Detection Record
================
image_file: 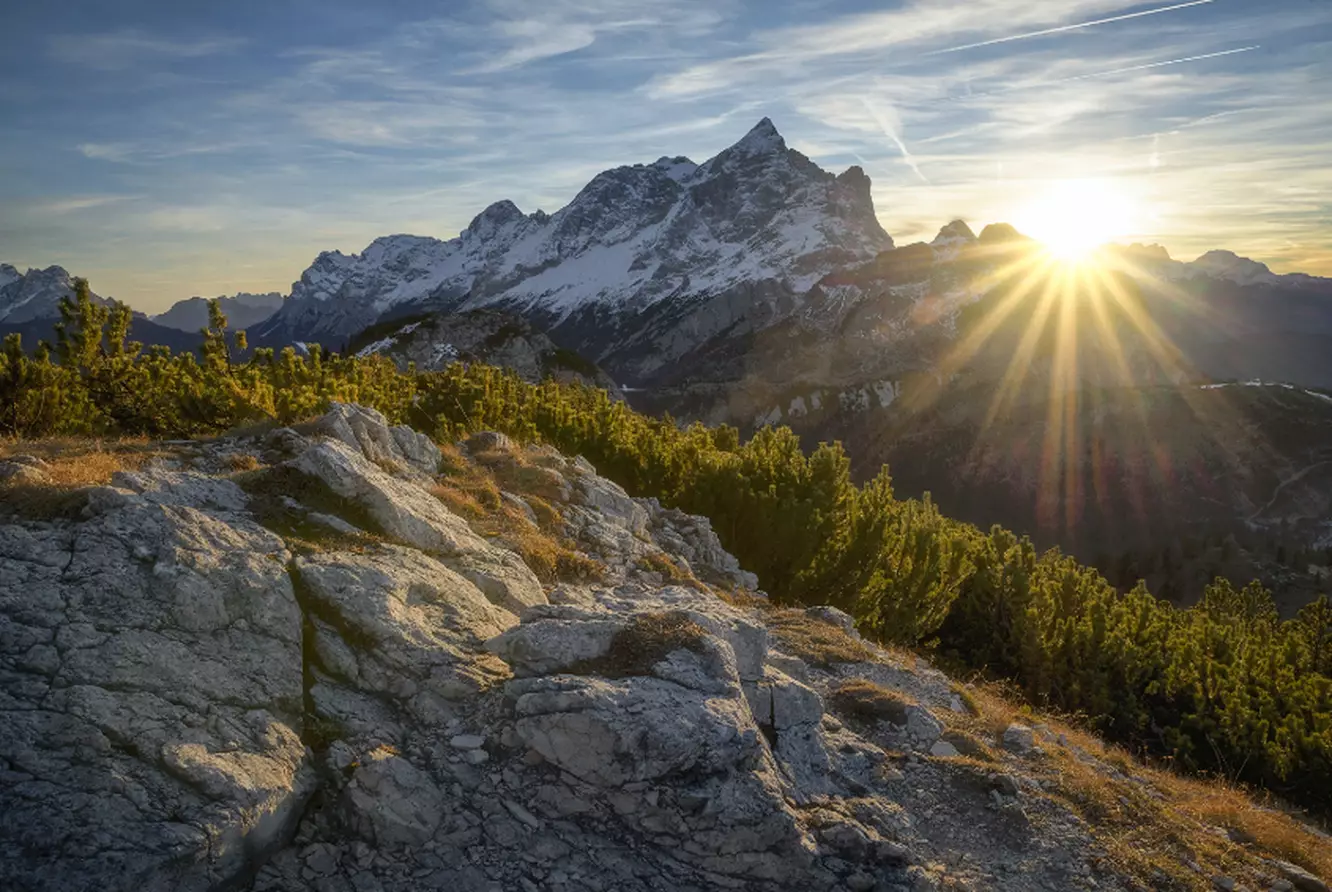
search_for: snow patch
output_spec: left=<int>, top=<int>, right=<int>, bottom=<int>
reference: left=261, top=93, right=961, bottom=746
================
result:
left=355, top=336, right=398, bottom=358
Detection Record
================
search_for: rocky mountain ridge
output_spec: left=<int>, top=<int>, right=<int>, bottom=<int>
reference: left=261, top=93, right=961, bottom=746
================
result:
left=250, top=118, right=893, bottom=372
left=0, top=264, right=111, bottom=325
left=2, top=405, right=1329, bottom=892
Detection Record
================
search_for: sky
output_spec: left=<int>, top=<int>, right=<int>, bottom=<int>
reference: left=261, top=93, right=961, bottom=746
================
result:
left=2, top=0, right=1330, bottom=313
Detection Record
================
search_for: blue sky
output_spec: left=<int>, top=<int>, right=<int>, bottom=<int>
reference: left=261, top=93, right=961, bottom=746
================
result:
left=2, top=0, right=1330, bottom=311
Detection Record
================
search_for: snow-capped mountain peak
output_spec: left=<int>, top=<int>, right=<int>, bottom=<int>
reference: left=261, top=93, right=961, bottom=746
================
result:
left=0, top=265, right=106, bottom=325
left=253, top=118, right=894, bottom=362
left=728, top=116, right=786, bottom=156
left=1189, top=249, right=1275, bottom=285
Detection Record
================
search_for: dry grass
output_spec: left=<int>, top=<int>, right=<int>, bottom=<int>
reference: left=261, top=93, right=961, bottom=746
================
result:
left=938, top=680, right=1332, bottom=890
left=0, top=438, right=161, bottom=520
left=432, top=445, right=602, bottom=585
left=940, top=729, right=998, bottom=761
left=569, top=612, right=709, bottom=678
left=635, top=551, right=709, bottom=591
left=469, top=446, right=569, bottom=503
left=1153, top=772, right=1332, bottom=881
left=765, top=608, right=877, bottom=667
left=225, top=453, right=262, bottom=473
left=829, top=678, right=916, bottom=725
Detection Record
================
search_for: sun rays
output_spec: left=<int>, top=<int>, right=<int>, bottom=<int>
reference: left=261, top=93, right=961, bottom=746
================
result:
left=920, top=237, right=1251, bottom=538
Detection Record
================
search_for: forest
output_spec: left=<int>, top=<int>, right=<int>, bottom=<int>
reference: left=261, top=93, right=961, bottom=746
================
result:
left=3, top=281, right=1330, bottom=817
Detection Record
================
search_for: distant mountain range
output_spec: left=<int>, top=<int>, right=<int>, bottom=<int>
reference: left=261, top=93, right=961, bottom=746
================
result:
left=149, top=291, right=283, bottom=332
left=8, top=118, right=1332, bottom=610
left=0, top=267, right=285, bottom=354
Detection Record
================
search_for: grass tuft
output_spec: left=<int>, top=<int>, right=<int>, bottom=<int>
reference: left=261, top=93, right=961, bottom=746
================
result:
left=766, top=608, right=876, bottom=667
left=0, top=439, right=159, bottom=521
left=569, top=611, right=709, bottom=679
left=829, top=678, right=916, bottom=725
left=432, top=444, right=603, bottom=585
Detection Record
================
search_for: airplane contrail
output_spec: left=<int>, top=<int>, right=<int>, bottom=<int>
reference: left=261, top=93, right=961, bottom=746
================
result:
left=924, top=0, right=1216, bottom=57
left=934, top=44, right=1261, bottom=105
left=1057, top=44, right=1260, bottom=83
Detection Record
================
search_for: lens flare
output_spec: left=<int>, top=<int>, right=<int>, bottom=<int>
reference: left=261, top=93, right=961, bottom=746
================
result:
left=1015, top=179, right=1137, bottom=261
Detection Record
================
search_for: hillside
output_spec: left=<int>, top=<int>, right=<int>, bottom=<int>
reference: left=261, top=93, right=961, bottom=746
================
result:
left=2, top=403, right=1329, bottom=892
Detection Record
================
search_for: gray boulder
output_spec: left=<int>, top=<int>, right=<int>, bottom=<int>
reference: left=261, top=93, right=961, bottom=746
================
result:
left=341, top=748, right=445, bottom=848
left=311, top=402, right=441, bottom=475
left=509, top=675, right=762, bottom=787
left=296, top=546, right=518, bottom=721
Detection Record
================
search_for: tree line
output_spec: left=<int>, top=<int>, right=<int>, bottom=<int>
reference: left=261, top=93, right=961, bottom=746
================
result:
left=3, top=283, right=1330, bottom=814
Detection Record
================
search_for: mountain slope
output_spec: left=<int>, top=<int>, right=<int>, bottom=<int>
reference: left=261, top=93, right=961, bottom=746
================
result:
left=3, top=404, right=1327, bottom=892
left=347, top=309, right=623, bottom=396
left=0, top=265, right=206, bottom=354
left=0, top=264, right=112, bottom=325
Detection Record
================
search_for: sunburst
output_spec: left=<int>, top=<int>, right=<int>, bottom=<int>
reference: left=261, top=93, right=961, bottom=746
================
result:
left=1015, top=178, right=1138, bottom=263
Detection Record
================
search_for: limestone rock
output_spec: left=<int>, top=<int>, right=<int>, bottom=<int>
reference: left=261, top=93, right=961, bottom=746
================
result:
left=0, top=472, right=314, bottom=892
left=296, top=546, right=517, bottom=718
left=290, top=438, right=544, bottom=614
left=0, top=456, right=49, bottom=484
left=645, top=499, right=759, bottom=590
left=1002, top=723, right=1036, bottom=755
left=291, top=438, right=483, bottom=555
left=312, top=402, right=441, bottom=475
left=1274, top=861, right=1329, bottom=892
left=341, top=748, right=445, bottom=848
left=485, top=606, right=624, bottom=677
left=509, top=675, right=762, bottom=787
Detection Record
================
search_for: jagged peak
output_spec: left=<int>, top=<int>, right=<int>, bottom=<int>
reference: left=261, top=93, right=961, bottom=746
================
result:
left=728, top=117, right=787, bottom=156
left=1190, top=249, right=1274, bottom=282
left=466, top=200, right=526, bottom=236
left=977, top=222, right=1027, bottom=245
left=932, top=220, right=977, bottom=245
left=835, top=165, right=870, bottom=188
left=1192, top=248, right=1268, bottom=269
left=1116, top=242, right=1174, bottom=263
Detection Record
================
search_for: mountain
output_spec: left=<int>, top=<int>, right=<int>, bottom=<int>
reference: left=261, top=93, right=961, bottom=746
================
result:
left=252, top=117, right=893, bottom=376
left=16, top=120, right=1332, bottom=610
left=151, top=291, right=283, bottom=332
left=348, top=309, right=623, bottom=397
left=0, top=264, right=204, bottom=354
left=0, top=264, right=111, bottom=325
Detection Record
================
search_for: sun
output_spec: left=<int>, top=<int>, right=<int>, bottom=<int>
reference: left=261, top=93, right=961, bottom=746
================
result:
left=1015, top=178, right=1137, bottom=262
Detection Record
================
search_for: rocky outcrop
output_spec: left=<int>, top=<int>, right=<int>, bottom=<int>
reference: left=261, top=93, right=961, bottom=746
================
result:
left=0, top=468, right=314, bottom=892
left=3, top=404, right=1325, bottom=892
left=353, top=309, right=626, bottom=398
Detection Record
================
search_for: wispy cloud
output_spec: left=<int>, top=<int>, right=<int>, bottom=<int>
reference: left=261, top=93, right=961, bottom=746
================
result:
left=50, top=28, right=245, bottom=71
left=32, top=195, right=139, bottom=215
